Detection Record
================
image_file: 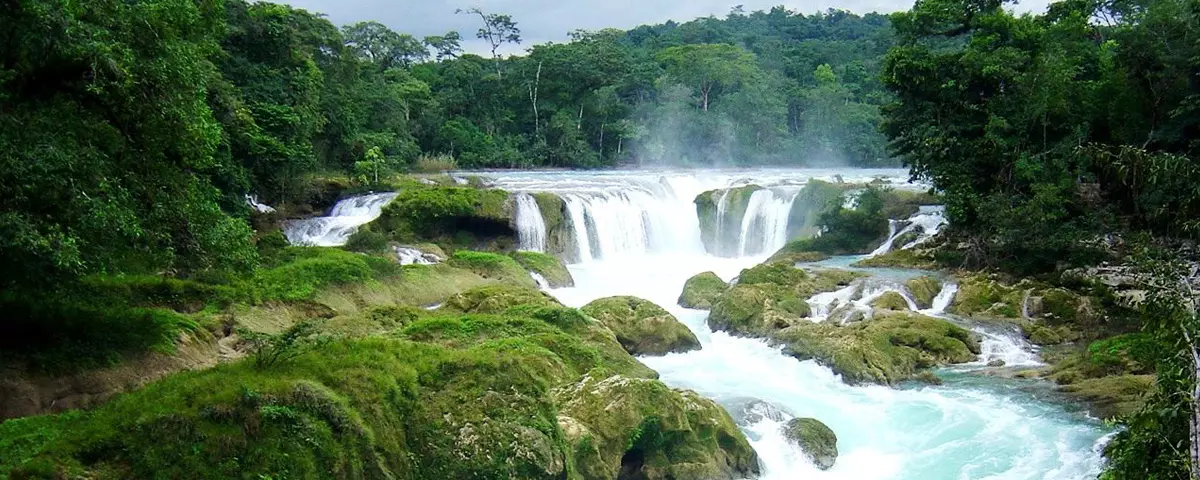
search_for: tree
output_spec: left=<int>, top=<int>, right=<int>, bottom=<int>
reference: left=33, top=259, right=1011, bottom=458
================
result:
left=458, top=8, right=521, bottom=78
left=424, top=31, right=464, bottom=60
left=343, top=21, right=429, bottom=69
left=657, top=44, right=760, bottom=112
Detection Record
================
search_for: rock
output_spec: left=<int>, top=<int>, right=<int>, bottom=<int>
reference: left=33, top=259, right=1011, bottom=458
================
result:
left=948, top=276, right=1024, bottom=318
left=447, top=250, right=536, bottom=287
left=851, top=248, right=938, bottom=269
left=510, top=251, right=575, bottom=288
left=775, top=311, right=980, bottom=385
left=1058, top=374, right=1154, bottom=419
left=695, top=185, right=764, bottom=256
left=870, top=291, right=911, bottom=311
left=443, top=284, right=561, bottom=314
left=678, top=272, right=728, bottom=309
left=555, top=373, right=761, bottom=480
left=709, top=265, right=863, bottom=336
left=904, top=276, right=942, bottom=309
left=987, top=359, right=1007, bottom=367
left=733, top=399, right=790, bottom=425
left=581, top=296, right=700, bottom=356
left=781, top=417, right=838, bottom=470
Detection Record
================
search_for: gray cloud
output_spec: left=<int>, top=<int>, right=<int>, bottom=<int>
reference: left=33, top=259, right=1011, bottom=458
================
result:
left=282, top=0, right=1051, bottom=55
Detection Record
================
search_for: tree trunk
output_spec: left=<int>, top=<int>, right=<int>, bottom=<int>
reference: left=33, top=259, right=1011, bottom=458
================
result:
left=530, top=61, right=542, bottom=137
left=598, top=123, right=605, bottom=157
left=700, top=83, right=711, bottom=112
left=578, top=105, right=584, bottom=130
left=617, top=136, right=623, bottom=157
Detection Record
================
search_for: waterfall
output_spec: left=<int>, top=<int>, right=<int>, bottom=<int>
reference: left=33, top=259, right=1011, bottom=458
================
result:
left=283, top=192, right=397, bottom=247
left=870, top=205, right=948, bottom=257
left=736, top=190, right=800, bottom=257
left=923, top=282, right=1044, bottom=367
left=514, top=193, right=548, bottom=252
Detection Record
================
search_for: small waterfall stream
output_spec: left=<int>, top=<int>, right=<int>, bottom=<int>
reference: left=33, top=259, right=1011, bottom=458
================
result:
left=283, top=192, right=397, bottom=246
left=514, top=193, right=548, bottom=252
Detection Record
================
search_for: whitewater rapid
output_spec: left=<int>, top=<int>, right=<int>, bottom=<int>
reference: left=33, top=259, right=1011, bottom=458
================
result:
left=492, top=169, right=1111, bottom=480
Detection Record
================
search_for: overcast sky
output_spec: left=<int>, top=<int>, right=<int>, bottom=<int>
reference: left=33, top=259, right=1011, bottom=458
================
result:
left=281, top=0, right=1051, bottom=55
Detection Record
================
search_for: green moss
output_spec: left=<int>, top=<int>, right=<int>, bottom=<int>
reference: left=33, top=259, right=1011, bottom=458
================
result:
left=904, top=276, right=942, bottom=310
left=447, top=251, right=536, bottom=287
left=739, top=262, right=810, bottom=286
left=1058, top=374, right=1154, bottom=419
left=766, top=245, right=833, bottom=265
left=870, top=291, right=911, bottom=311
left=709, top=266, right=861, bottom=337
left=782, top=418, right=838, bottom=470
left=877, top=189, right=940, bottom=219
left=253, top=248, right=387, bottom=302
left=786, top=180, right=846, bottom=240
left=775, top=312, right=980, bottom=385
left=947, top=276, right=1023, bottom=318
left=373, top=187, right=516, bottom=250
left=678, top=272, right=728, bottom=309
left=442, top=284, right=560, bottom=314
left=510, top=251, right=575, bottom=288
left=554, top=373, right=760, bottom=480
left=530, top=194, right=576, bottom=260
left=851, top=249, right=938, bottom=269
left=580, top=297, right=700, bottom=356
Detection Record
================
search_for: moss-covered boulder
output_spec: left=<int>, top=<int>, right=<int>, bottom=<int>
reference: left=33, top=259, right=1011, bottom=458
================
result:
left=555, top=373, right=761, bottom=480
left=510, top=251, right=575, bottom=288
left=708, top=265, right=862, bottom=337
left=678, top=272, right=728, bottom=309
left=851, top=248, right=938, bottom=269
left=442, top=284, right=560, bottom=313
left=530, top=193, right=577, bottom=261
left=774, top=312, right=981, bottom=385
left=695, top=185, right=763, bottom=257
left=782, top=417, right=838, bottom=470
left=1058, top=374, right=1153, bottom=419
left=447, top=251, right=536, bottom=287
left=374, top=187, right=518, bottom=250
left=870, top=291, right=911, bottom=311
left=948, top=276, right=1024, bottom=318
left=581, top=297, right=700, bottom=356
left=904, top=276, right=942, bottom=310
left=785, top=180, right=846, bottom=241
left=766, top=247, right=832, bottom=265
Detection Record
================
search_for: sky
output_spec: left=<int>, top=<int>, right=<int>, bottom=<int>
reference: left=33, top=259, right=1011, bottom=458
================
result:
left=281, top=0, right=1052, bottom=55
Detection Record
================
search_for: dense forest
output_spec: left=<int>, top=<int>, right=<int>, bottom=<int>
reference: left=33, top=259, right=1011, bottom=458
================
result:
left=880, top=0, right=1200, bottom=476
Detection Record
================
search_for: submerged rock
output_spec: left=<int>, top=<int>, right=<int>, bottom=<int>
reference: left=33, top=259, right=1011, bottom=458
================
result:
left=581, top=296, right=700, bottom=356
left=555, top=373, right=761, bottom=480
left=782, top=417, right=838, bottom=470
left=678, top=271, right=728, bottom=309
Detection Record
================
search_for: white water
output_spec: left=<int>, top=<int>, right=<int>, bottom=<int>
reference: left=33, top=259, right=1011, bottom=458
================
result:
left=283, top=192, right=397, bottom=247
left=872, top=206, right=949, bottom=256
left=514, top=193, right=548, bottom=252
left=737, top=189, right=801, bottom=256
left=394, top=246, right=440, bottom=266
left=488, top=170, right=1110, bottom=479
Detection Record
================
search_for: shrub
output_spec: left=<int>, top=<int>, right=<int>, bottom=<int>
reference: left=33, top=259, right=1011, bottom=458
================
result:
left=344, top=228, right=390, bottom=254
left=253, top=248, right=377, bottom=302
left=413, top=154, right=459, bottom=173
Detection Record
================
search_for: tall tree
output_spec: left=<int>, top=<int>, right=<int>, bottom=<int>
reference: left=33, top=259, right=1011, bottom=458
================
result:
left=458, top=8, right=521, bottom=78
left=657, top=44, right=760, bottom=112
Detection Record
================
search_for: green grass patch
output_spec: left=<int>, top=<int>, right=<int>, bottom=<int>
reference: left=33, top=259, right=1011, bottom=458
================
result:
left=447, top=251, right=535, bottom=287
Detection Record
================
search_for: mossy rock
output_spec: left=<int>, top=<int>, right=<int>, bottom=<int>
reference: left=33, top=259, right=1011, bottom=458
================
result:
left=442, top=284, right=560, bottom=314
left=774, top=312, right=981, bottom=385
left=948, top=276, right=1023, bottom=318
left=904, top=276, right=942, bottom=309
left=785, top=179, right=846, bottom=240
left=851, top=248, right=938, bottom=269
left=581, top=297, right=700, bottom=356
left=530, top=193, right=576, bottom=261
left=782, top=417, right=838, bottom=470
left=766, top=249, right=832, bottom=265
left=870, top=291, right=911, bottom=311
left=677, top=272, right=727, bottom=309
left=447, top=251, right=536, bottom=287
left=510, top=251, right=575, bottom=288
left=1022, top=321, right=1079, bottom=346
left=554, top=373, right=761, bottom=480
left=708, top=265, right=860, bottom=337
left=374, top=187, right=517, bottom=250
left=1058, top=374, right=1153, bottom=419
left=411, top=243, right=447, bottom=260
left=738, top=262, right=810, bottom=286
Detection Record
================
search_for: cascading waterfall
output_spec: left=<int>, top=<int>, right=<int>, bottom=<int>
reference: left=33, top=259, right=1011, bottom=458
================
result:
left=514, top=193, right=548, bottom=252
left=923, top=282, right=1045, bottom=367
left=736, top=189, right=800, bottom=257
left=485, top=169, right=1106, bottom=479
left=283, top=192, right=397, bottom=247
left=871, top=206, right=949, bottom=256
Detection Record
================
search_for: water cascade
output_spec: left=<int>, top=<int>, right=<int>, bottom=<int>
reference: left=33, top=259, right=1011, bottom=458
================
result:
left=871, top=206, right=948, bottom=256
left=283, top=192, right=398, bottom=247
left=486, top=169, right=1109, bottom=479
left=736, top=189, right=801, bottom=256
left=514, top=193, right=548, bottom=252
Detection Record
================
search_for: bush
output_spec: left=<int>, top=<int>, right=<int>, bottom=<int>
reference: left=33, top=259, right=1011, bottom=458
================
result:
left=344, top=228, right=390, bottom=254
left=253, top=248, right=380, bottom=302
left=413, top=154, right=458, bottom=173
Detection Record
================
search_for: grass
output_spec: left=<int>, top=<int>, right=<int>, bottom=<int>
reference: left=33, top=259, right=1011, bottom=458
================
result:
left=412, top=154, right=458, bottom=173
left=447, top=251, right=536, bottom=287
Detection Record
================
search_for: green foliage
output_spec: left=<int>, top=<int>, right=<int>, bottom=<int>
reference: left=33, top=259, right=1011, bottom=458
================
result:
left=253, top=248, right=384, bottom=302
left=378, top=187, right=510, bottom=241
left=447, top=251, right=536, bottom=287
left=242, top=319, right=331, bottom=369
left=510, top=251, right=575, bottom=288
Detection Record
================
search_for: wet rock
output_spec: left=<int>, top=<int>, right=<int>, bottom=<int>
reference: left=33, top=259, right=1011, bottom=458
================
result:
left=678, top=272, right=728, bottom=309
left=781, top=417, right=838, bottom=470
left=731, top=399, right=790, bottom=425
left=987, top=359, right=1007, bottom=367
left=870, top=291, right=911, bottom=311
left=510, top=251, right=575, bottom=288
left=904, top=276, right=942, bottom=310
left=581, top=296, right=700, bottom=356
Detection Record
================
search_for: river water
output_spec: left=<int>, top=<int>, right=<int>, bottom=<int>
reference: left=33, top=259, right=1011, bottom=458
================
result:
left=487, top=169, right=1111, bottom=480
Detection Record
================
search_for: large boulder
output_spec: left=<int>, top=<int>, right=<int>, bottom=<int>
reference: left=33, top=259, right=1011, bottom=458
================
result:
left=678, top=272, right=728, bottom=309
left=904, top=276, right=942, bottom=310
left=443, top=284, right=560, bottom=313
left=510, top=251, right=575, bottom=288
left=447, top=251, right=537, bottom=287
left=555, top=373, right=761, bottom=480
left=782, top=417, right=838, bottom=470
left=870, top=291, right=911, bottom=311
left=581, top=296, right=700, bottom=356
left=774, top=312, right=981, bottom=385
left=707, top=264, right=862, bottom=337
left=695, top=185, right=763, bottom=257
